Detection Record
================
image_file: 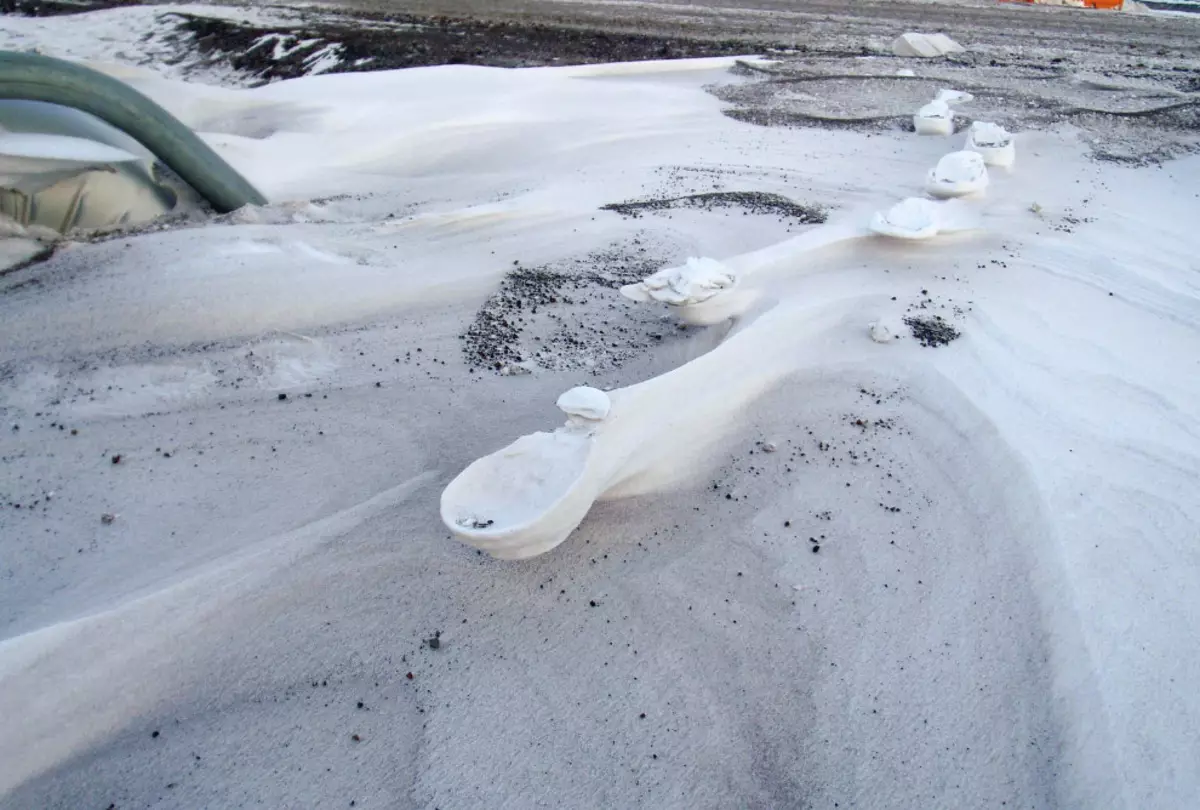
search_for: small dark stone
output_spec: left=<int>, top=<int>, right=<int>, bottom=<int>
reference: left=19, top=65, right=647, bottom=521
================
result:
left=151, top=730, right=160, bottom=738
left=357, top=701, right=364, bottom=709
left=639, top=713, right=646, bottom=719
left=351, top=733, right=361, bottom=742
left=111, top=454, right=121, bottom=465
left=784, top=520, right=791, bottom=527
left=811, top=545, right=820, bottom=553
left=428, top=636, right=441, bottom=650
left=278, top=393, right=288, bottom=401
left=406, top=672, right=414, bottom=680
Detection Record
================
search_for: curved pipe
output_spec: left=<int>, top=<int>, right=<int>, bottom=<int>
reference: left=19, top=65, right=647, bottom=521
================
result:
left=0, top=51, right=267, bottom=212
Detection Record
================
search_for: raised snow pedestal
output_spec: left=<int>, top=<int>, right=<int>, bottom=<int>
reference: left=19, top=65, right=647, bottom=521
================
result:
left=869, top=198, right=943, bottom=240
left=965, top=121, right=1016, bottom=168
left=926, top=151, right=989, bottom=199
left=869, top=197, right=979, bottom=240
left=620, top=256, right=753, bottom=325
left=441, top=387, right=613, bottom=559
left=620, top=257, right=735, bottom=307
left=913, top=89, right=973, bottom=136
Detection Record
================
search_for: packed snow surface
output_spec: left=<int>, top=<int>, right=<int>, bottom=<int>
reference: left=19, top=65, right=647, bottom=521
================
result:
left=1, top=16, right=1199, bottom=810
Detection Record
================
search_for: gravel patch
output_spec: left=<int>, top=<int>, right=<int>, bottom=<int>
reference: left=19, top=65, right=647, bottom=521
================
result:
left=461, top=243, right=685, bottom=375
left=904, top=315, right=962, bottom=348
left=602, top=191, right=827, bottom=225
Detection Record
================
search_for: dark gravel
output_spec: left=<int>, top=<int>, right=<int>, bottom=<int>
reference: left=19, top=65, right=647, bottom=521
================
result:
left=602, top=192, right=827, bottom=225
left=904, top=316, right=962, bottom=348
left=461, top=244, right=676, bottom=375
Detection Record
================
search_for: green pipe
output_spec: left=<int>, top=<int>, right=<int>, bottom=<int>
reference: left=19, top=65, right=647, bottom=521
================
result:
left=0, top=51, right=267, bottom=212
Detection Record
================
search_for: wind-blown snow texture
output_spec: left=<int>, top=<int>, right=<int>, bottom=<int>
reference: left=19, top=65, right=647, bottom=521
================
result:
left=1, top=9, right=1199, bottom=810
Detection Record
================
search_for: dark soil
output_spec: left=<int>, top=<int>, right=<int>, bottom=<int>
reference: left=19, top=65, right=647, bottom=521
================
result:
left=171, top=12, right=775, bottom=84
left=602, top=192, right=827, bottom=225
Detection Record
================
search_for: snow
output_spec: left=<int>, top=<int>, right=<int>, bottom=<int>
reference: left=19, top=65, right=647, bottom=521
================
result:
left=0, top=4, right=343, bottom=86
left=620, top=256, right=738, bottom=306
left=891, top=32, right=965, bottom=58
left=555, top=386, right=612, bottom=422
left=2, top=26, right=1200, bottom=810
left=966, top=121, right=1018, bottom=167
left=926, top=150, right=990, bottom=197
left=869, top=197, right=944, bottom=239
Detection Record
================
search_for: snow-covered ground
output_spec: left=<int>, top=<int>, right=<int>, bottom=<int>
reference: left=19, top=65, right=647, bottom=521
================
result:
left=2, top=8, right=1200, bottom=810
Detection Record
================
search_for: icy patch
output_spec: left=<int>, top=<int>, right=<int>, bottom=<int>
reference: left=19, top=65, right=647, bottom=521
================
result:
left=234, top=333, right=339, bottom=391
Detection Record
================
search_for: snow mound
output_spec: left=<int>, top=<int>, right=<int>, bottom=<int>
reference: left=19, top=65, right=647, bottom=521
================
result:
left=557, top=386, right=611, bottom=423
left=869, top=315, right=905, bottom=343
left=926, top=151, right=989, bottom=198
left=966, top=121, right=1016, bottom=167
left=870, top=197, right=942, bottom=239
left=619, top=256, right=737, bottom=307
left=913, top=88, right=973, bottom=136
left=891, top=33, right=965, bottom=58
